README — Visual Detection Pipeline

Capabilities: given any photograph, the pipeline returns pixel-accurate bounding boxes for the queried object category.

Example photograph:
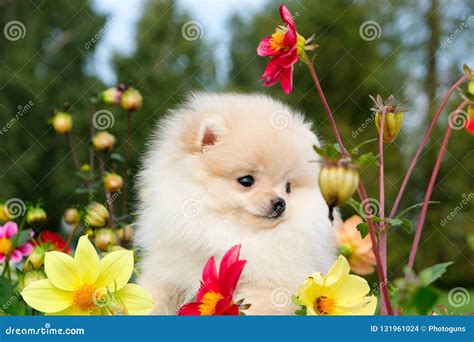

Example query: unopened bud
[121,88,142,112]
[104,173,123,193]
[94,228,117,251]
[63,208,80,225]
[26,207,47,225]
[100,87,123,106]
[92,131,116,151]
[85,202,109,228]
[52,112,73,134]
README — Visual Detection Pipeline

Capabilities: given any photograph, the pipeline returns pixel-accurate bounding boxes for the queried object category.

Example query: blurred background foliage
[0,0,472,287]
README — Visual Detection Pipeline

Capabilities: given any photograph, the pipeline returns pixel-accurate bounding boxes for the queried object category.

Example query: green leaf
[412,287,439,315]
[0,276,26,315]
[357,152,379,167]
[312,144,341,161]
[356,222,369,239]
[10,229,33,246]
[396,201,440,219]
[418,262,453,287]
[400,219,413,233]
[294,307,307,316]
[110,153,125,163]
[347,198,363,217]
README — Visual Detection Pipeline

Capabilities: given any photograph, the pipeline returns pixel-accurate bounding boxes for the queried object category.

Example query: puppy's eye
[237,175,255,187]
[285,182,291,194]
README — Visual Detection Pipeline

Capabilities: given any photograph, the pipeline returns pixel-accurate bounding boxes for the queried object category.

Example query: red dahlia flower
[466,105,474,135]
[178,245,247,315]
[257,4,314,94]
[36,231,71,253]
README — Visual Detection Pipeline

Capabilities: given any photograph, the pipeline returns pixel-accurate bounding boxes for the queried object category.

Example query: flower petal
[177,302,201,315]
[279,5,297,45]
[44,251,83,291]
[257,36,279,56]
[328,274,370,306]
[116,284,155,315]
[4,221,18,238]
[280,65,294,94]
[221,260,246,296]
[74,235,100,285]
[325,255,350,287]
[21,279,73,313]
[297,277,323,309]
[95,249,133,291]
[219,245,241,281]
[45,306,90,315]
[337,295,377,315]
[10,249,23,263]
[19,242,34,256]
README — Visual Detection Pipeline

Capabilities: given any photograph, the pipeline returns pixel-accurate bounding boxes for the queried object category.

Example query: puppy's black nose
[271,197,286,217]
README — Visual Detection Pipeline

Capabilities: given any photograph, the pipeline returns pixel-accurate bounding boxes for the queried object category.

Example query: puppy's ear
[198,117,227,152]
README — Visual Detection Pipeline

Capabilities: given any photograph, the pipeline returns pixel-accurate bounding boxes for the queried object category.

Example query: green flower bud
[84,202,109,228]
[52,112,73,134]
[319,160,359,220]
[24,247,45,271]
[63,208,80,225]
[121,87,142,111]
[92,131,116,152]
[370,95,405,144]
[94,228,117,251]
[104,173,123,193]
[27,207,47,225]
[100,87,123,106]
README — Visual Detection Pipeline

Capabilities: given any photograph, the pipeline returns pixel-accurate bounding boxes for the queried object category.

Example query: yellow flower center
[0,238,12,255]
[270,26,289,52]
[72,284,97,312]
[198,291,224,315]
[314,296,336,315]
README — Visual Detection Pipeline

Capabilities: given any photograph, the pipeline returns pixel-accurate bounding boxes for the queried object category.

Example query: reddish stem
[99,152,116,228]
[305,60,393,314]
[389,75,468,219]
[378,109,387,314]
[305,61,348,157]
[122,110,132,216]
[407,99,470,268]
[65,132,81,172]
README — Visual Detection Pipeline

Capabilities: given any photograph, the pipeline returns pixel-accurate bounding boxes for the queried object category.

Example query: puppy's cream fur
[136,93,337,315]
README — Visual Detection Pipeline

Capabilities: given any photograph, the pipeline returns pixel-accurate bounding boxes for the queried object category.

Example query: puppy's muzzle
[269,197,286,219]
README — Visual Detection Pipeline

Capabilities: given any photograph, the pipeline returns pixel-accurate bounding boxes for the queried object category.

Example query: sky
[89,0,266,85]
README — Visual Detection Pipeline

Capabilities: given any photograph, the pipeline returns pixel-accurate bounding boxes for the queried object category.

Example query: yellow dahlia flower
[295,255,377,315]
[21,235,154,315]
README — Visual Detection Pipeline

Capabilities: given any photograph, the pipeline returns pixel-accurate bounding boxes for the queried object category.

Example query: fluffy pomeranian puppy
[136,93,337,315]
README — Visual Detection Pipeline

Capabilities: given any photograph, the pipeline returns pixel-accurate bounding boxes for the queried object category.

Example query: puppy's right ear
[197,117,227,152]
